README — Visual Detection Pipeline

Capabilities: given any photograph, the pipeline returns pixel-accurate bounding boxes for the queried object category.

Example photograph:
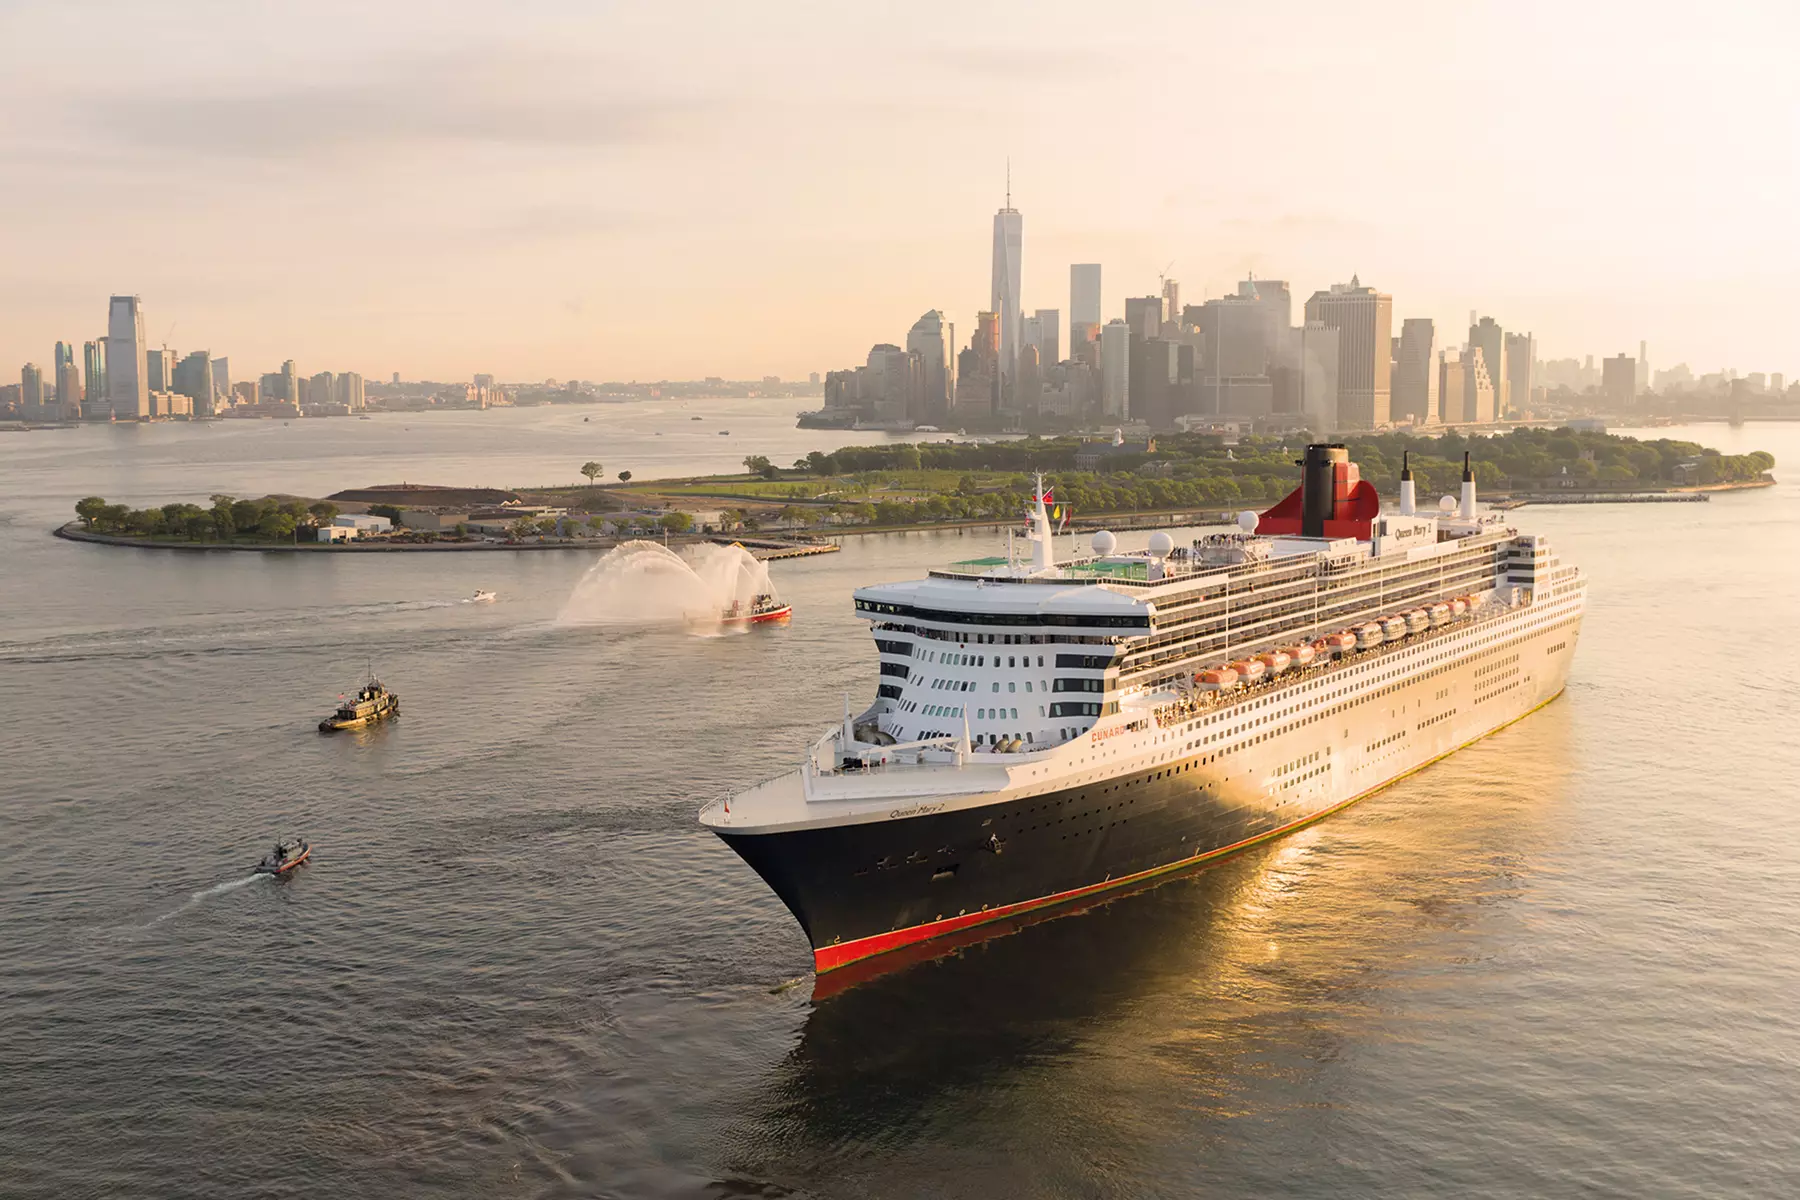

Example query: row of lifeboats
[1193,595,1481,691]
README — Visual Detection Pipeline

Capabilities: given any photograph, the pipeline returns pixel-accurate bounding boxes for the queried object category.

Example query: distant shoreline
[54,523,622,553]
[50,523,842,559]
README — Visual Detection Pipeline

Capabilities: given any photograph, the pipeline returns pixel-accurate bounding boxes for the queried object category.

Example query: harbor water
[2,408,1797,1198]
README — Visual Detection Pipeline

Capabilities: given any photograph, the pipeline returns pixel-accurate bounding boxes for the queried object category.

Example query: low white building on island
[318,513,393,541]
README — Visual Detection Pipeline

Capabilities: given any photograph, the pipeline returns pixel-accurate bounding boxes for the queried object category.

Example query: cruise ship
[701,445,1586,974]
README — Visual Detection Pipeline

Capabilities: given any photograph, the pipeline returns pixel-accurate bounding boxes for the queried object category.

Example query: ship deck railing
[1144,590,1534,730]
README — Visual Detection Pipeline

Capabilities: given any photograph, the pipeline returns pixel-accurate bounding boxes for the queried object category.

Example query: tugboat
[254,838,311,875]
[719,593,793,626]
[318,674,400,732]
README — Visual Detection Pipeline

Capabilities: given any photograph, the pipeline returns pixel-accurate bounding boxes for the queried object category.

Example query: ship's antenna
[1005,157,1011,209]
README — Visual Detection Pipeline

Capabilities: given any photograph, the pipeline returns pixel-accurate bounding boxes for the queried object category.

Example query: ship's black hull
[715,756,1348,971]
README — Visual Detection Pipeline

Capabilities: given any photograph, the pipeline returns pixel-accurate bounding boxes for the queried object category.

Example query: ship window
[1008,656,1016,667]
[993,683,1000,692]
[1009,682,1016,693]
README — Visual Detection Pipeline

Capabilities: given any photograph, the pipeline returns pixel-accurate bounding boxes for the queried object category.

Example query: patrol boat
[254,838,311,875]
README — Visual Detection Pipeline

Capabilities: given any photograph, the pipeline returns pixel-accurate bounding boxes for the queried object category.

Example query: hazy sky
[2,1,1796,383]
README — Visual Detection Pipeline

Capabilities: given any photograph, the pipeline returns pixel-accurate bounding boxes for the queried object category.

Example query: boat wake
[556,541,776,631]
[147,873,268,926]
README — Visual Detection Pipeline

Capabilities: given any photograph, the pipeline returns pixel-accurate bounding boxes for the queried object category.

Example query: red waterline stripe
[811,688,1566,973]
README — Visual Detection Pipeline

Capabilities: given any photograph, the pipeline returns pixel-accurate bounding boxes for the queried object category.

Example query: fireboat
[719,594,792,626]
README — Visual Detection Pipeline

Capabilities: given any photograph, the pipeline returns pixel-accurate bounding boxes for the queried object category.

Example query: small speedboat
[471,589,496,603]
[254,838,310,875]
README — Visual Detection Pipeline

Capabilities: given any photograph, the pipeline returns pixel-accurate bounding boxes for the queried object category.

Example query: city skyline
[2,2,1797,381]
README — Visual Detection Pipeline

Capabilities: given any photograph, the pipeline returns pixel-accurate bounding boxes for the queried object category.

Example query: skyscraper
[906,310,953,422]
[1465,347,1496,422]
[1069,263,1101,365]
[1193,293,1276,416]
[105,295,148,421]
[21,363,46,415]
[145,347,175,394]
[991,192,1022,405]
[1302,278,1391,429]
[55,362,81,419]
[1602,354,1637,412]
[337,372,366,411]
[1124,296,1161,342]
[310,371,337,410]
[1392,318,1437,424]
[1504,332,1535,415]
[1468,315,1507,416]
[1160,278,1181,335]
[1295,321,1339,431]
[175,350,216,416]
[281,359,298,404]
[1438,350,1468,423]
[82,341,106,417]
[211,357,231,403]
[1100,319,1130,419]
[1032,308,1060,367]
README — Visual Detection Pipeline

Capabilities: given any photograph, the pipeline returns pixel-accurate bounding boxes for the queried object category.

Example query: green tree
[743,455,779,479]
[367,503,404,524]
[75,496,107,527]
[895,445,922,471]
[581,461,603,485]
[258,511,297,541]
[308,501,340,526]
[617,470,632,482]
[535,516,560,536]
[510,517,536,539]
[658,511,693,534]
[184,513,215,541]
[453,522,469,538]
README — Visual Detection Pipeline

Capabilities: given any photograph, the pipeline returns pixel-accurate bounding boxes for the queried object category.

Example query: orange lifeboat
[1327,631,1358,655]
[1287,644,1316,668]
[1450,598,1468,618]
[1255,650,1292,675]
[1232,658,1267,685]
[1195,667,1239,690]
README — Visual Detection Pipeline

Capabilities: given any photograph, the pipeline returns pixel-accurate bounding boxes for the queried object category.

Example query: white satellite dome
[1439,495,1457,512]
[1237,510,1259,532]
[1091,530,1117,555]
[1147,531,1175,556]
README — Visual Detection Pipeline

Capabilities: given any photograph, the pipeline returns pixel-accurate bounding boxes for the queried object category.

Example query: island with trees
[54,428,1775,552]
